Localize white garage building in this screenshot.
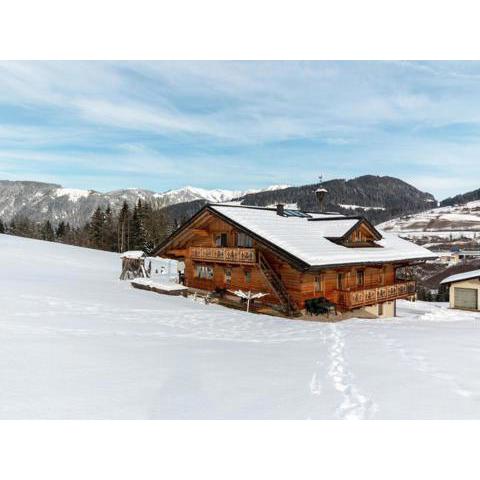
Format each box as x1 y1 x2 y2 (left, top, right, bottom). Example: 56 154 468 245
441 269 480 311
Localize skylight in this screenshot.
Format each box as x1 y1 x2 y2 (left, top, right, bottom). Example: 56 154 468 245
283 209 312 218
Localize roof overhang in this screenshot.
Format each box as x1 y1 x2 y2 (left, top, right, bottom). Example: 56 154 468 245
305 256 434 272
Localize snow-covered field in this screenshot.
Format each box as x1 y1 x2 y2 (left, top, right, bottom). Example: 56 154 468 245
1 234 480 419
378 200 480 243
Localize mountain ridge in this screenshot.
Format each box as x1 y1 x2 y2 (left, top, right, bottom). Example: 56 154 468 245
441 187 480 207
0 180 289 226
235 175 436 225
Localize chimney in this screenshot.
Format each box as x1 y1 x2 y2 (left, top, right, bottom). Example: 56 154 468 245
315 188 328 212
276 203 285 216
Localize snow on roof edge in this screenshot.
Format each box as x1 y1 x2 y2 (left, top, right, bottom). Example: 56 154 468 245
440 269 480 285
121 250 145 259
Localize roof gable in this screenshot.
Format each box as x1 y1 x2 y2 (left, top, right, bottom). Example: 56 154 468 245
328 218 383 246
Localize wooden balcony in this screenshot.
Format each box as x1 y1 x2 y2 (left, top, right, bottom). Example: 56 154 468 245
334 280 416 309
190 246 256 264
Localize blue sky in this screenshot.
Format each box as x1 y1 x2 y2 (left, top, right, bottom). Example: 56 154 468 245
1 61 480 199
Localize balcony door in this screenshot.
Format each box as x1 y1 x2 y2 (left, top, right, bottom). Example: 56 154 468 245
356 270 364 287
215 233 228 247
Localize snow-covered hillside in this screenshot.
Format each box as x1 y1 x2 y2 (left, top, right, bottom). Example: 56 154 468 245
0 180 290 226
378 200 480 243
1 233 480 419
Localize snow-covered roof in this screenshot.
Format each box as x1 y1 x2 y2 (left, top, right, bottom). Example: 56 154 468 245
121 250 145 259
210 205 437 268
440 269 480 285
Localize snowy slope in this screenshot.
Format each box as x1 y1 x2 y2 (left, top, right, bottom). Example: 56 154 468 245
1 233 480 419
378 200 480 242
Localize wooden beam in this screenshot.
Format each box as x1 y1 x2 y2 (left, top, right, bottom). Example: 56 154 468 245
191 228 209 237
166 249 187 257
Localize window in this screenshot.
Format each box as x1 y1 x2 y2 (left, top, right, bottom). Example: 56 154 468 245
378 303 384 316
215 233 228 247
337 272 344 289
224 268 232 286
356 270 364 286
244 270 251 283
237 232 253 248
195 264 214 280
314 275 323 294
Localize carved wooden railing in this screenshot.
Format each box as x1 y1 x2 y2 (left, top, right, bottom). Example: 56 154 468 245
334 280 416 308
190 247 256 264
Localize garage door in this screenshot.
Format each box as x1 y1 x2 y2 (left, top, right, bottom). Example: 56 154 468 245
454 287 478 310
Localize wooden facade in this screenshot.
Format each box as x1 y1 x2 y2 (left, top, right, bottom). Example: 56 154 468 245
155 206 421 317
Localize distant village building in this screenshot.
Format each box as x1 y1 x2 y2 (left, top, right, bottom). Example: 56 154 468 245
453 250 480 263
440 269 480 311
432 250 480 267
154 192 436 318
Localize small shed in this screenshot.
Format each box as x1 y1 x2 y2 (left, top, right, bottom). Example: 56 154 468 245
120 250 150 280
440 269 480 311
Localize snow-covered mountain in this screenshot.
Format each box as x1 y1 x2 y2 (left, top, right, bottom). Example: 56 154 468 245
378 200 480 245
153 184 290 205
0 180 290 226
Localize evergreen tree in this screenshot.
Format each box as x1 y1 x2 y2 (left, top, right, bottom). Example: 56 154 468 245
117 201 131 252
56 221 67 241
144 205 169 253
104 205 116 251
41 220 55 241
63 222 73 244
0 198 169 253
89 207 105 248
8 216 36 238
131 200 145 250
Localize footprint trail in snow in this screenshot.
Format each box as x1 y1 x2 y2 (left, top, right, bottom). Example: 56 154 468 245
311 323 377 419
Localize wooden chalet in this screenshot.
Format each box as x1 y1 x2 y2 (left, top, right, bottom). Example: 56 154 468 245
154 198 436 318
